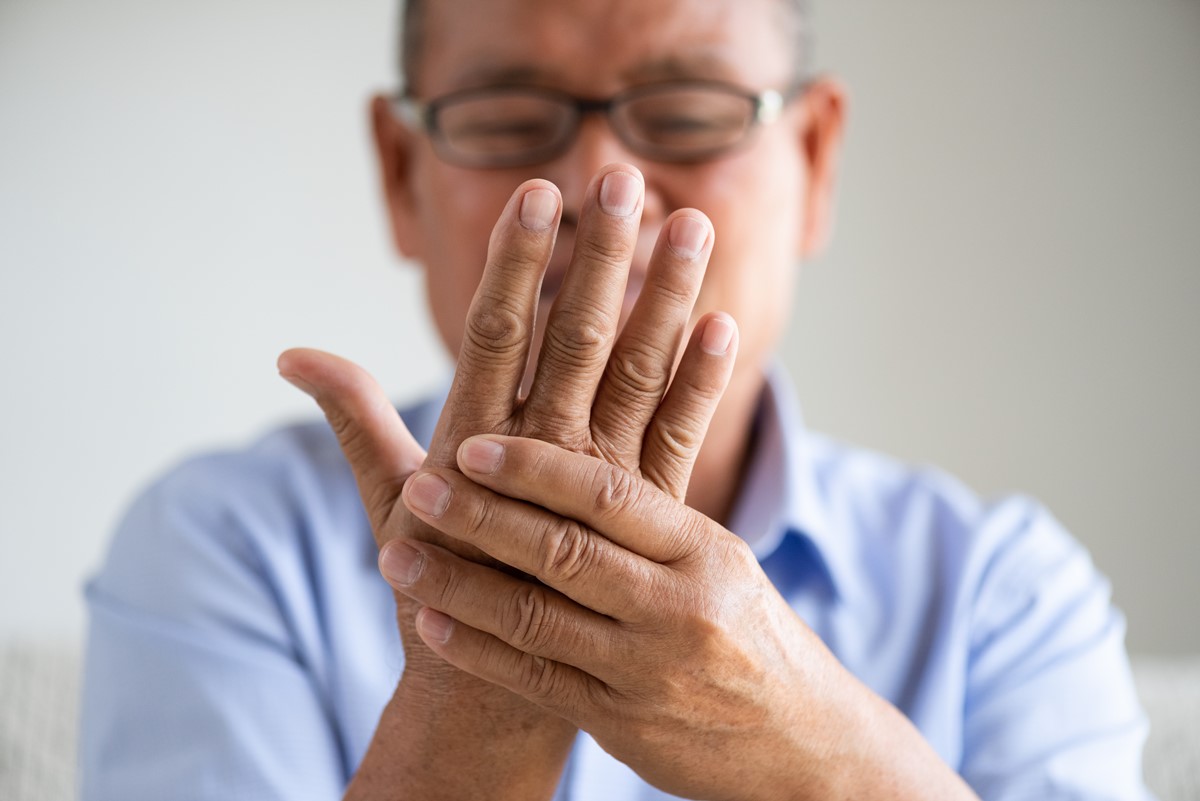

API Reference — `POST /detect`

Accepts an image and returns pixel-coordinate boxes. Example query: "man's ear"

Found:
[370,94,425,260]
[796,78,847,260]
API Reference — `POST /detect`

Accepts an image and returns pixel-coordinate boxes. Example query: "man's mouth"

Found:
[537,228,656,315]
[538,265,648,316]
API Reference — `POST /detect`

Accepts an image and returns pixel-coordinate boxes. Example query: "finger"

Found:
[456,435,718,565]
[521,165,644,443]
[278,348,425,533]
[379,539,625,677]
[589,211,713,472]
[432,179,562,463]
[639,312,738,501]
[400,466,665,617]
[414,606,608,725]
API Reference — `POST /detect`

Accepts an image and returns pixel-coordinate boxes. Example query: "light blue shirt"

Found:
[81,371,1155,800]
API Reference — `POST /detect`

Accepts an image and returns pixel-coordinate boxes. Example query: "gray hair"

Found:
[396,0,811,94]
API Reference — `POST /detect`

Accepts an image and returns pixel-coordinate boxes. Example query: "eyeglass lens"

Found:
[433,86,757,166]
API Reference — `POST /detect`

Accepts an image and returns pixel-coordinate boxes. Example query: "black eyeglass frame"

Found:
[391,79,809,168]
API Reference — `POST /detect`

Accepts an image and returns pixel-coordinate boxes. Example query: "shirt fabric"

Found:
[80,370,1155,800]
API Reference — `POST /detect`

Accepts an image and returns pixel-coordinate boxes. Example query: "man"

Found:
[81,1,1155,799]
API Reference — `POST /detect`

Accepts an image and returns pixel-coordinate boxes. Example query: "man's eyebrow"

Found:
[620,53,737,83]
[447,64,557,90]
[446,53,737,93]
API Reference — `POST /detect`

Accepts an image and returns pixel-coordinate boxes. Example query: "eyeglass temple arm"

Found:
[390,93,430,131]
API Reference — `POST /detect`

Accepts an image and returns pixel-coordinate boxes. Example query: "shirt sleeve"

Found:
[79,450,348,801]
[959,498,1156,801]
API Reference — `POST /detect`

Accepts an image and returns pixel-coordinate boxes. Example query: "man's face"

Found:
[376,0,842,394]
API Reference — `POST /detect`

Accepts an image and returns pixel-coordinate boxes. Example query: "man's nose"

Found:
[549,115,654,224]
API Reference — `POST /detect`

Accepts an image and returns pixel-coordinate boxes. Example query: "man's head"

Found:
[396,0,813,97]
[371,0,844,396]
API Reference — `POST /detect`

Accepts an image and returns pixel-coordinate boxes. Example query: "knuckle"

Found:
[463,298,530,357]
[519,417,585,453]
[576,234,633,266]
[650,514,707,567]
[521,439,590,485]
[459,491,493,541]
[678,370,723,405]
[682,515,721,562]
[645,276,694,310]
[587,427,637,474]
[517,654,559,703]
[650,419,702,463]
[726,536,760,576]
[543,313,611,367]
[504,585,552,652]
[492,233,550,269]
[426,560,465,611]
[607,342,667,398]
[638,460,686,501]
[592,463,641,521]
[689,534,754,592]
[540,518,599,584]
[523,443,556,482]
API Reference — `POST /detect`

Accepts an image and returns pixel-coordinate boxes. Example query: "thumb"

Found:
[277,347,426,533]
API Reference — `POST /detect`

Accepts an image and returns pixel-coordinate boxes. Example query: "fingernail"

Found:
[520,188,558,230]
[599,171,641,217]
[406,473,450,517]
[459,437,504,474]
[668,216,709,260]
[700,315,735,355]
[379,541,423,586]
[418,608,454,644]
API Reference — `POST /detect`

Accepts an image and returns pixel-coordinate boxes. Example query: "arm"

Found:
[387,435,982,801]
[959,500,1155,800]
[81,456,350,801]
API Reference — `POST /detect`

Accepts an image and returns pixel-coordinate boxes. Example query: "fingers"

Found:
[277,348,426,533]
[399,466,666,617]
[411,607,606,725]
[378,538,624,678]
[589,211,714,473]
[454,436,720,565]
[639,312,738,500]
[521,165,644,443]
[434,179,562,462]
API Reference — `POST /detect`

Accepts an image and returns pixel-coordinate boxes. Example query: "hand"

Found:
[385,437,979,801]
[278,163,720,661]
[277,163,744,798]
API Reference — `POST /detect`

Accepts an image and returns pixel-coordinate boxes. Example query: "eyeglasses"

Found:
[393,80,804,168]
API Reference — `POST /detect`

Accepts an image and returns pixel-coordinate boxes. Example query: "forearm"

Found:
[776,675,979,801]
[345,648,576,801]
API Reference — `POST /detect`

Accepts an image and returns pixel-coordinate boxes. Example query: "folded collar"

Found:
[726,365,849,600]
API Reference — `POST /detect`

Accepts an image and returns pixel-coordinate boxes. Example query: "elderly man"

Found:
[80,1,1154,799]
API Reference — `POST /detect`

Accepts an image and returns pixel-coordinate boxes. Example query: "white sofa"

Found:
[2,642,1197,800]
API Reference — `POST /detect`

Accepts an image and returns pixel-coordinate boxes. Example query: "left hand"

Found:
[382,433,872,801]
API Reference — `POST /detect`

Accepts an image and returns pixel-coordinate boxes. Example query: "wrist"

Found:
[345,663,577,801]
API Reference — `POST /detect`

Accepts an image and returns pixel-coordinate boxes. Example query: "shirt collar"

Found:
[726,365,850,600]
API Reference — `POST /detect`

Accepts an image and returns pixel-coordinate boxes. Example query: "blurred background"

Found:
[1,0,1197,658]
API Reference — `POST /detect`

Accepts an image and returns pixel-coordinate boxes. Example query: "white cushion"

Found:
[1,642,1196,800]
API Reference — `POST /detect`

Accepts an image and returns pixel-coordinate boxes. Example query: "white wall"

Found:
[1,0,1197,654]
